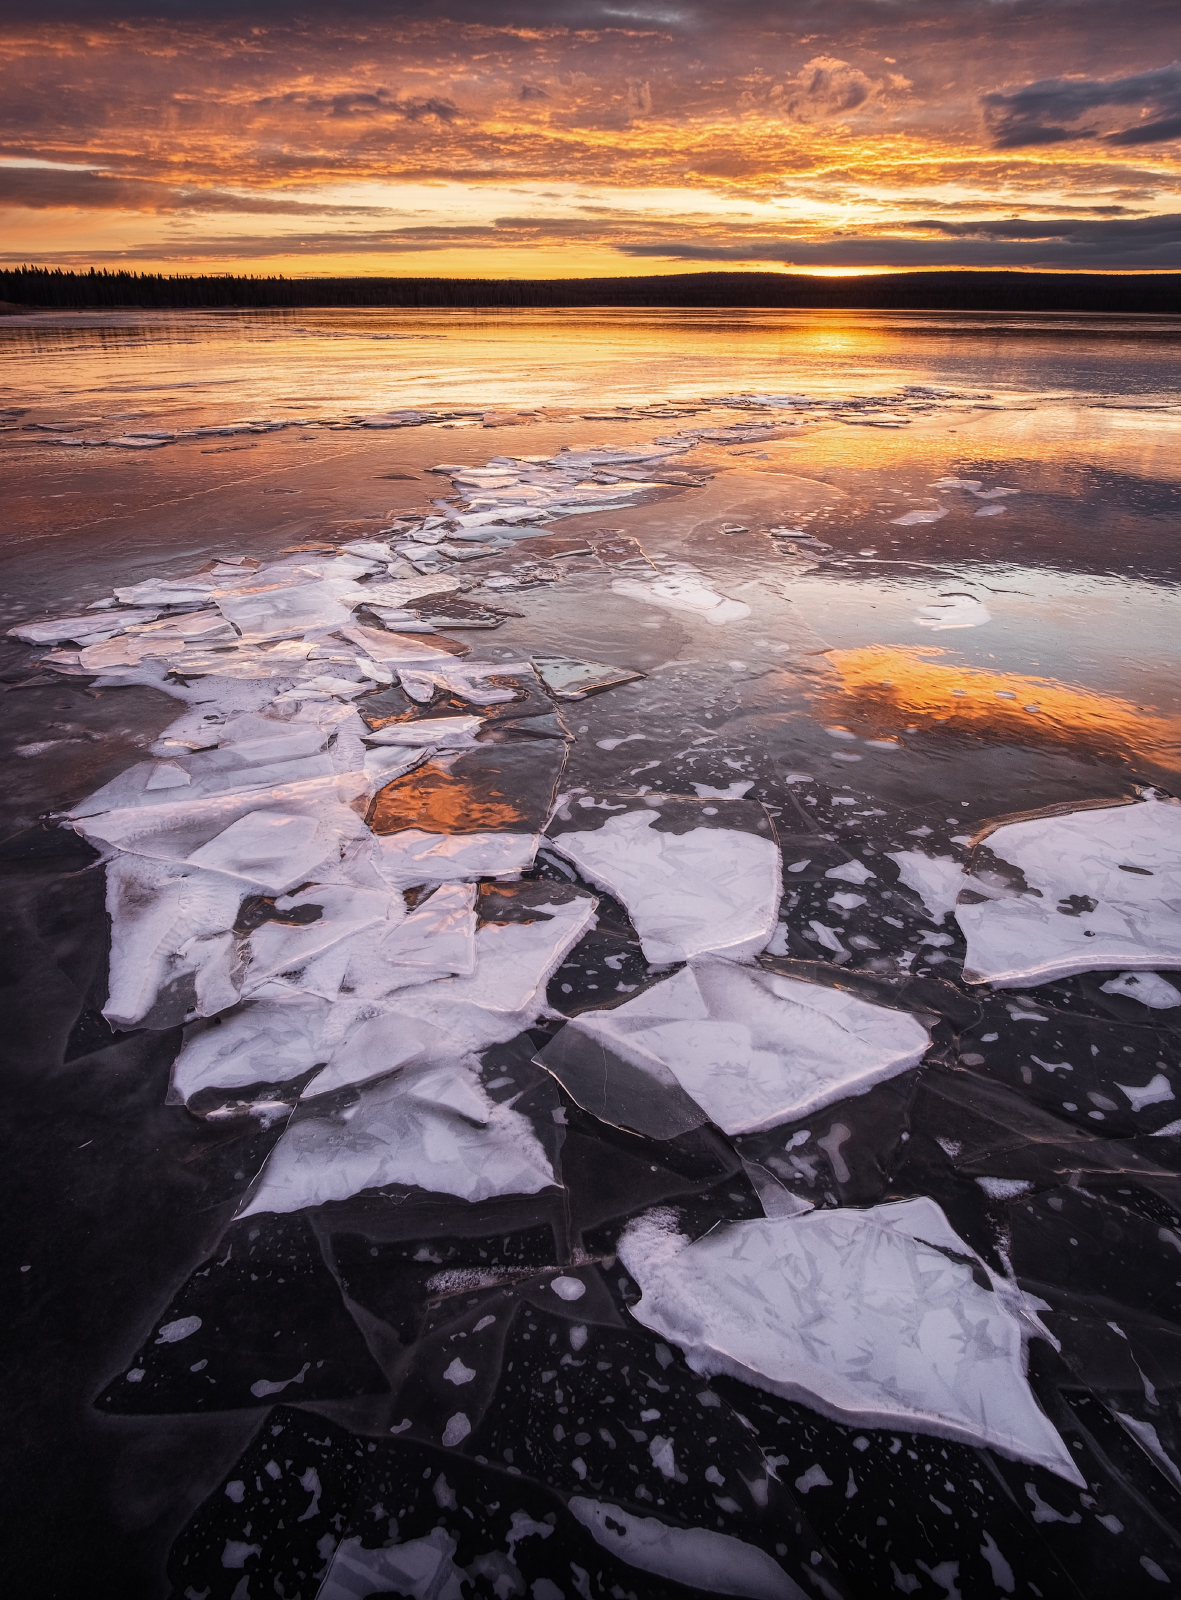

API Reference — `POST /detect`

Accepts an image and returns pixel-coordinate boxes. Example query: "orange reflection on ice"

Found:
[367,761,532,836]
[823,646,1181,769]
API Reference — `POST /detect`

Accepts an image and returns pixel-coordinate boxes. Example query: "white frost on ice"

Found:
[956,798,1181,987]
[568,1498,804,1600]
[1115,1074,1174,1113]
[1100,971,1181,1009]
[914,593,992,630]
[888,851,966,922]
[620,1199,1084,1484]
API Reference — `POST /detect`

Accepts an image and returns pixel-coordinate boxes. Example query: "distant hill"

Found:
[2,266,1179,316]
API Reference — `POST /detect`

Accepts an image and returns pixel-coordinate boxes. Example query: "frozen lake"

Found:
[4,306,1181,1597]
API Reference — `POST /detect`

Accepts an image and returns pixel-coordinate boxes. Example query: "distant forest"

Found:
[2,265,1180,315]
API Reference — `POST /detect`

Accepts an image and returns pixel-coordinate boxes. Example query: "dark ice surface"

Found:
[4,307,1181,1598]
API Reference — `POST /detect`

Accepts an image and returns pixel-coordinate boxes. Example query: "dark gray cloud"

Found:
[259,89,461,121]
[984,62,1181,149]
[621,212,1181,269]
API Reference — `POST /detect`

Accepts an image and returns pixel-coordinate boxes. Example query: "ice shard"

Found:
[103,854,245,1028]
[568,1499,803,1600]
[546,792,781,964]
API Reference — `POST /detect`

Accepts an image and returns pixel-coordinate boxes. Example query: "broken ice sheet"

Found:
[169,995,335,1105]
[237,1058,557,1216]
[365,715,483,748]
[546,792,781,964]
[531,655,645,699]
[331,880,479,1005]
[620,1199,1085,1483]
[540,957,929,1137]
[240,883,396,994]
[338,622,468,665]
[536,1015,711,1141]
[956,796,1181,986]
[367,743,567,885]
[307,885,595,1096]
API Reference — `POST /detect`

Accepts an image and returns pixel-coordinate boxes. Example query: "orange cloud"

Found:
[2,5,1180,273]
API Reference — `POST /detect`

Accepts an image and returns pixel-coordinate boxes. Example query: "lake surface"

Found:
[4,307,1181,1598]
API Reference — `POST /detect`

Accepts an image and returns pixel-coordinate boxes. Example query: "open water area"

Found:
[3,306,1181,1599]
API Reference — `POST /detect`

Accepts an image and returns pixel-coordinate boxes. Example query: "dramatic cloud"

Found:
[983,63,1181,149]
[775,55,908,123]
[3,2,1181,273]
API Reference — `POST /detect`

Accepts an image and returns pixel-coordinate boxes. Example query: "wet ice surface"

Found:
[7,317,1181,1597]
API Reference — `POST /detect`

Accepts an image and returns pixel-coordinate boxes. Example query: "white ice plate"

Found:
[620,1199,1084,1484]
[956,797,1181,986]
[546,801,781,965]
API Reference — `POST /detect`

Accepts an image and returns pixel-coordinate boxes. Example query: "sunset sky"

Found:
[3,1,1181,277]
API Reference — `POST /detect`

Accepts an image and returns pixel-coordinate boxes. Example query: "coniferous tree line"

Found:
[1,265,1179,316]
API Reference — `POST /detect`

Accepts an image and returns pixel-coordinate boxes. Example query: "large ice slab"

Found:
[237,1059,556,1215]
[540,958,929,1137]
[546,793,781,965]
[955,796,1181,987]
[620,1199,1085,1484]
